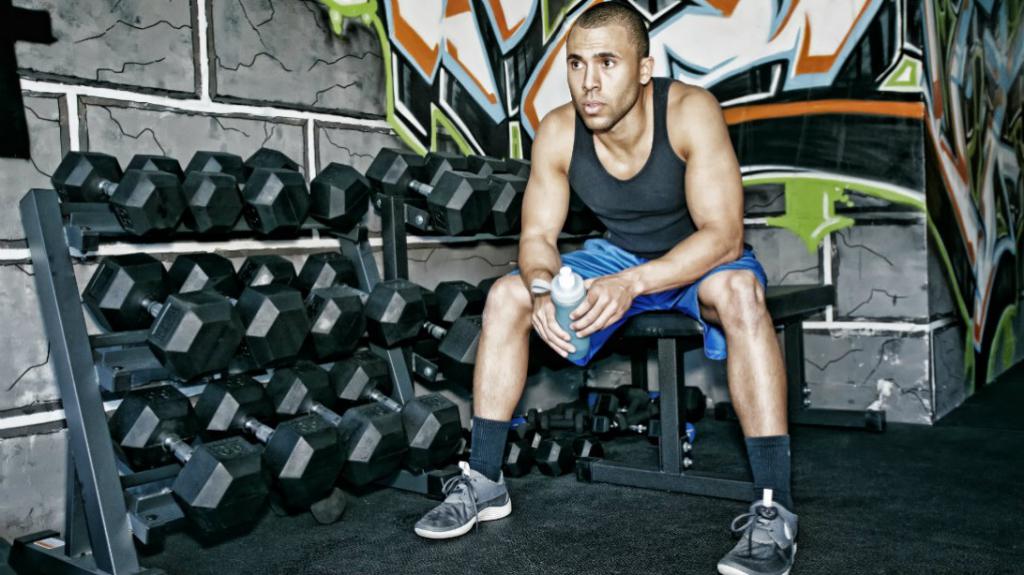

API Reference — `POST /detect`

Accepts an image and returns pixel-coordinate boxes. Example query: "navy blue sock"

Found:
[468,416,510,482]
[745,435,793,510]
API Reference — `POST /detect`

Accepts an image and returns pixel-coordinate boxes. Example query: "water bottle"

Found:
[550,265,589,362]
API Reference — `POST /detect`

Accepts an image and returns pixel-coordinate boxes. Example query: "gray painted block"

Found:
[80,99,306,177]
[0,95,65,241]
[0,265,59,412]
[406,243,518,290]
[928,238,957,320]
[14,0,195,94]
[833,223,929,321]
[316,124,400,175]
[745,226,821,286]
[209,0,385,116]
[931,323,966,422]
[804,328,932,424]
[0,430,66,540]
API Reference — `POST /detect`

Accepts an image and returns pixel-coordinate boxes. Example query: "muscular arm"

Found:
[617,87,745,295]
[518,106,575,289]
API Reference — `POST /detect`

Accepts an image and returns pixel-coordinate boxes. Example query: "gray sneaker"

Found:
[414,461,512,540]
[717,491,798,575]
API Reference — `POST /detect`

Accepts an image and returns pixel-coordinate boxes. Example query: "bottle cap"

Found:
[556,266,574,290]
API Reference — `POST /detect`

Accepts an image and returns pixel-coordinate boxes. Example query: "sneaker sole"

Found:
[716,543,797,575]
[414,499,513,540]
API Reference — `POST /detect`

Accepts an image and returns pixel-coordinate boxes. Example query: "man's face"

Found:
[566,23,652,133]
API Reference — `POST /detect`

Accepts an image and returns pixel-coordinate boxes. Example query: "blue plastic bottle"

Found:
[550,265,589,362]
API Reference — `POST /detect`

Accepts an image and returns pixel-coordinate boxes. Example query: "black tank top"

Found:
[568,77,695,259]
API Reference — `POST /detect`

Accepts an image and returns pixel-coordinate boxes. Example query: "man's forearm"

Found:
[518,235,562,290]
[619,227,743,296]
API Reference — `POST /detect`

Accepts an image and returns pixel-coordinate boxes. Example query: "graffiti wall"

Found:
[318,0,1023,422]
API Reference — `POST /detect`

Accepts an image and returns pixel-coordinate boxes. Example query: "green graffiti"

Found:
[319,0,427,155]
[430,107,474,154]
[509,122,523,159]
[880,54,922,91]
[989,304,1018,380]
[752,179,855,253]
[543,0,585,42]
[964,318,976,395]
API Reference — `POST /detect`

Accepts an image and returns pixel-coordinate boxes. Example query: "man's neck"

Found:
[593,81,654,155]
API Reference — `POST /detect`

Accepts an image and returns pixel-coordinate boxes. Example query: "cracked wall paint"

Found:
[14,0,196,94]
[211,0,384,116]
[0,266,59,412]
[0,431,67,539]
[0,95,65,241]
[744,226,822,287]
[834,224,930,321]
[81,100,307,177]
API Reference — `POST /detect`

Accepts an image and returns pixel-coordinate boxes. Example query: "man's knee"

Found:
[482,275,532,326]
[705,271,765,328]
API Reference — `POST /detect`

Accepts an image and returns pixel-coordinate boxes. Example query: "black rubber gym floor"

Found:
[140,367,1024,575]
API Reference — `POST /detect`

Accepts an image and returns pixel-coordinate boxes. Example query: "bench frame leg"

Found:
[577,337,756,502]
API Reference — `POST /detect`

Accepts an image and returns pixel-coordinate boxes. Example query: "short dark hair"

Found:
[573,2,650,58]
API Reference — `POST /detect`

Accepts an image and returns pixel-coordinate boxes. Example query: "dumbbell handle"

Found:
[97,179,119,198]
[309,402,342,428]
[408,180,434,197]
[242,417,275,444]
[161,434,193,464]
[424,321,446,340]
[141,297,165,318]
[366,389,402,412]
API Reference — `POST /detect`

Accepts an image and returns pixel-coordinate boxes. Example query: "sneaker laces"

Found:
[729,506,790,563]
[439,463,479,531]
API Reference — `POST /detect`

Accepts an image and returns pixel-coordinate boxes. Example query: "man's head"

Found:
[566,2,653,133]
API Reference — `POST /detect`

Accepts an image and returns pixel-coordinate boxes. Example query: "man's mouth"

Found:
[583,101,603,114]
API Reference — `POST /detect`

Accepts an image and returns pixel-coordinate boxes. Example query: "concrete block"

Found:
[0,265,59,412]
[833,223,929,321]
[0,430,66,540]
[0,95,65,240]
[931,323,967,422]
[745,226,822,286]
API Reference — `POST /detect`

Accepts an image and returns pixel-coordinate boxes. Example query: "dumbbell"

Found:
[183,148,309,235]
[535,436,605,476]
[485,173,526,235]
[502,427,543,478]
[51,152,186,235]
[423,280,485,325]
[265,361,408,486]
[526,405,591,434]
[237,254,297,288]
[329,350,463,470]
[366,148,492,235]
[363,280,482,384]
[194,375,345,513]
[83,254,244,380]
[108,385,268,534]
[161,253,312,368]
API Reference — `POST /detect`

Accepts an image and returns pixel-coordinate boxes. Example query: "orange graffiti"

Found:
[795,2,872,75]
[705,0,740,17]
[488,0,526,40]
[445,40,498,104]
[390,0,440,77]
[722,99,924,124]
[769,0,800,41]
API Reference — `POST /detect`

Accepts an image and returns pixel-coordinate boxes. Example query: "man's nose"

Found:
[582,63,599,92]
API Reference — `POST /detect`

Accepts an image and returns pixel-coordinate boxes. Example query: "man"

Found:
[414,3,797,574]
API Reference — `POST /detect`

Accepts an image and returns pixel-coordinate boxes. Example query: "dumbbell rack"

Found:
[12,188,450,574]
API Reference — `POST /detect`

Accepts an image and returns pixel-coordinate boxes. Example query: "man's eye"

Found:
[603,59,614,68]
[569,60,582,70]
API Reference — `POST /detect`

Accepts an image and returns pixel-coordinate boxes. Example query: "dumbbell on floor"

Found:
[535,436,605,476]
[83,254,244,380]
[194,376,345,514]
[52,152,186,236]
[108,385,268,534]
[329,350,464,471]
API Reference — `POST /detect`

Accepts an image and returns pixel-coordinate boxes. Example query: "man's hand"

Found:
[571,275,637,337]
[531,294,576,358]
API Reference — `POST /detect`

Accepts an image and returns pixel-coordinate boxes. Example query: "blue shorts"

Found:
[516,239,767,366]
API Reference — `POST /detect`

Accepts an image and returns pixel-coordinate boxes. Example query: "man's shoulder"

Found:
[536,103,576,140]
[665,80,721,120]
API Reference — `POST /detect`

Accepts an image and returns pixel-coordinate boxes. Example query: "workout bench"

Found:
[576,284,886,501]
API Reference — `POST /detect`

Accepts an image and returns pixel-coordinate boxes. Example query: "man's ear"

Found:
[639,56,654,85]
